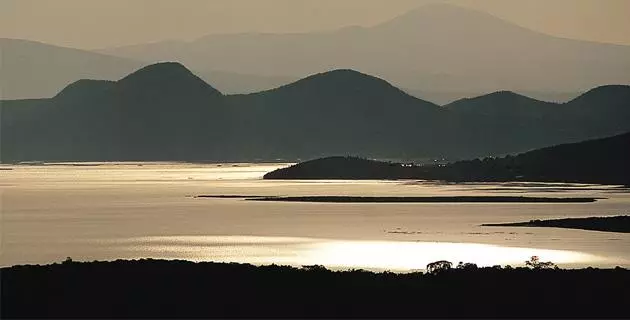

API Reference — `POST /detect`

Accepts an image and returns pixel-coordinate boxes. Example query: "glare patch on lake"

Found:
[113,236,606,271]
[3,163,629,269]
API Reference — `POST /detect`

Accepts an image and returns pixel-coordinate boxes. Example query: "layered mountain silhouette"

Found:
[100,4,630,99]
[264,132,630,185]
[2,62,629,163]
[2,63,227,161]
[0,38,294,100]
[225,69,443,159]
[442,86,630,157]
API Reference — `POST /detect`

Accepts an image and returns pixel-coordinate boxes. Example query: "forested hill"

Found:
[2,62,629,163]
[264,132,630,185]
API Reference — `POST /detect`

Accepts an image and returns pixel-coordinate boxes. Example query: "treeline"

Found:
[2,259,629,318]
[264,132,630,185]
[482,215,630,233]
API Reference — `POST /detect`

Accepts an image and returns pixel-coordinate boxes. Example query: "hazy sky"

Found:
[1,0,630,49]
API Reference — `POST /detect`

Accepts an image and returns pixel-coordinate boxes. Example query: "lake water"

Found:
[1,162,629,271]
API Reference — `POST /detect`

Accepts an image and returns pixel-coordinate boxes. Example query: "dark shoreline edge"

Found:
[2,259,629,318]
[263,131,630,187]
[482,215,630,233]
[196,195,269,199]
[196,195,600,203]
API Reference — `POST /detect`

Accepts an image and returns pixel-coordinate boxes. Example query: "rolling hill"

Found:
[225,69,443,159]
[100,4,630,99]
[0,38,294,100]
[2,62,629,163]
[442,86,630,156]
[1,63,229,161]
[263,132,630,185]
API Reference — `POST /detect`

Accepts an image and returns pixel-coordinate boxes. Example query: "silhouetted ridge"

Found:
[119,62,197,82]
[2,61,630,163]
[1,62,231,162]
[375,3,534,37]
[117,62,222,98]
[53,79,115,101]
[482,215,630,233]
[264,156,405,179]
[223,69,442,160]
[4,259,630,318]
[263,156,414,180]
[453,90,541,103]
[568,85,630,105]
[89,3,630,104]
[446,90,551,110]
[265,132,630,185]
[260,69,421,102]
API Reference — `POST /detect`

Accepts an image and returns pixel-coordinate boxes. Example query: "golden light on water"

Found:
[306,241,599,270]
[116,236,608,271]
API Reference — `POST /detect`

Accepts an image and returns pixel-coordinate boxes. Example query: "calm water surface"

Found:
[1,162,629,271]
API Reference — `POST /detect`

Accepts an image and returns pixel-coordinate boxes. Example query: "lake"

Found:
[1,162,629,271]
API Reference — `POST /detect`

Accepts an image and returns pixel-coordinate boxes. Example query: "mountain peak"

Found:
[402,3,490,16]
[588,84,630,94]
[306,68,383,81]
[568,85,630,105]
[246,68,439,112]
[258,68,424,102]
[485,90,538,101]
[447,90,542,108]
[117,62,222,97]
[119,62,195,82]
[382,3,507,24]
[54,79,115,101]
[374,3,532,37]
[281,69,400,91]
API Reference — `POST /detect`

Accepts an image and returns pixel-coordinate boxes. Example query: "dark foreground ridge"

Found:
[482,215,630,233]
[2,259,629,318]
[263,132,630,185]
[240,195,598,203]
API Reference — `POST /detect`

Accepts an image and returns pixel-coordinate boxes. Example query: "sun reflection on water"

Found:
[115,235,607,271]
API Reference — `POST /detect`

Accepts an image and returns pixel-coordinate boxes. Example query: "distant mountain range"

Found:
[99,4,630,97]
[0,38,294,100]
[2,62,629,163]
[264,132,630,186]
[4,4,630,104]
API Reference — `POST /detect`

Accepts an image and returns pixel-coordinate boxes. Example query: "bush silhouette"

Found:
[525,256,557,269]
[426,260,453,274]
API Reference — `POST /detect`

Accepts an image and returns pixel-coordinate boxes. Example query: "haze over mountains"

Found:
[2,62,629,163]
[3,4,630,104]
[99,4,630,99]
[0,38,294,100]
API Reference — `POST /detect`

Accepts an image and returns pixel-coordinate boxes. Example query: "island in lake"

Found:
[241,195,597,203]
[263,131,630,186]
[482,215,630,233]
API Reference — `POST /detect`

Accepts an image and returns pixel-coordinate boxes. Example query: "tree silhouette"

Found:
[525,256,557,269]
[426,260,453,274]
[456,262,478,270]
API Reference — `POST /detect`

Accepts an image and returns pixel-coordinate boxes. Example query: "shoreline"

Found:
[197,195,600,203]
[482,215,630,233]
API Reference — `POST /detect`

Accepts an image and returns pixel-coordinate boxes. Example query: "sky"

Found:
[1,0,630,49]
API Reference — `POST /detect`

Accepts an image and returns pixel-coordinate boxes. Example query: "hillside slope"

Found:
[2,63,629,163]
[1,63,229,161]
[100,4,630,96]
[0,38,293,100]
[264,132,630,185]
